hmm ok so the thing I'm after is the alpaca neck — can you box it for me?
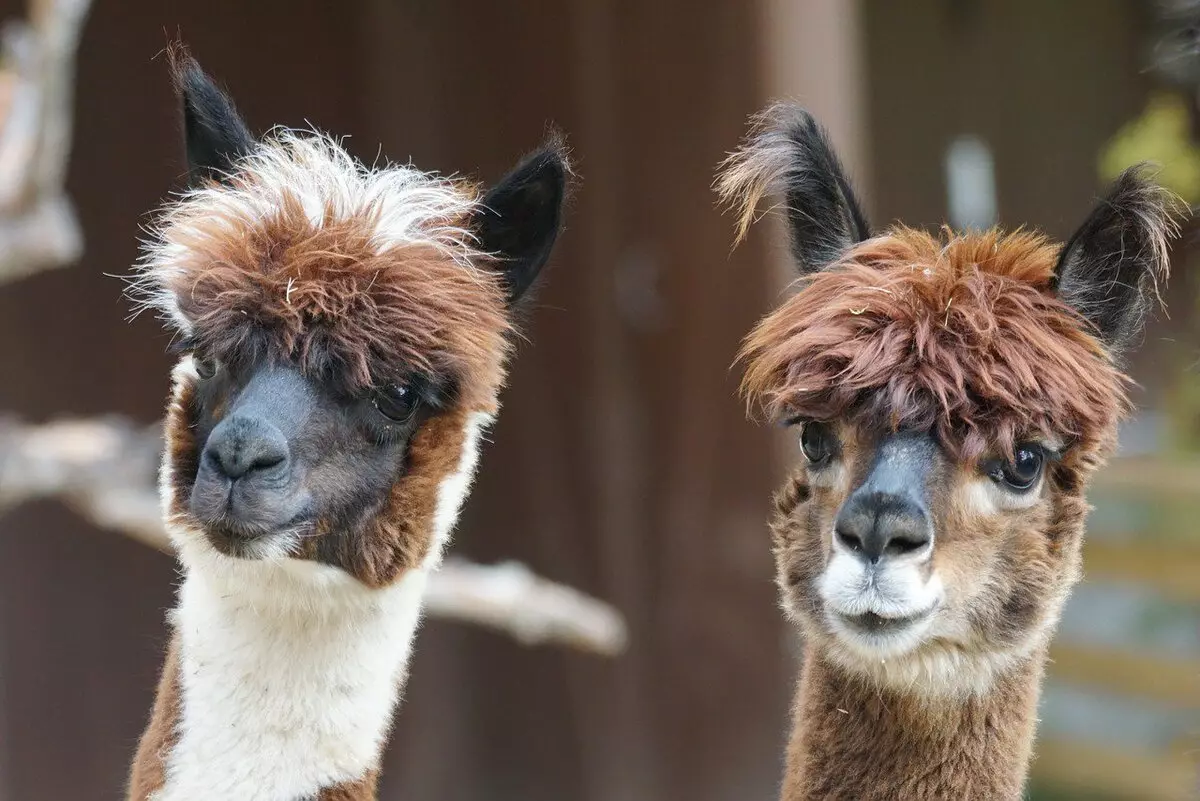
[129,410,491,801]
[782,645,1044,801]
[134,559,429,801]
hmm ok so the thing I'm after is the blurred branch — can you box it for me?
[425,558,627,656]
[0,416,629,657]
[0,0,89,286]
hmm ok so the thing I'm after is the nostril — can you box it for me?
[884,531,931,557]
[215,445,287,480]
[835,526,864,554]
[203,418,290,481]
[248,451,286,473]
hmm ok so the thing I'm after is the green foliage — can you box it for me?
[1100,92,1200,203]
[1163,357,1200,454]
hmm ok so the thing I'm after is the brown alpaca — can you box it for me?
[126,50,569,801]
[718,103,1183,800]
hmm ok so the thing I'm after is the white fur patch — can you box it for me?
[822,629,1026,699]
[815,526,1037,698]
[130,129,486,334]
[819,550,943,623]
[153,396,492,800]
[426,411,492,568]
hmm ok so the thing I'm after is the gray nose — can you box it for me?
[203,416,289,481]
[834,490,932,563]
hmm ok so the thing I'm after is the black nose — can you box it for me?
[203,416,290,481]
[834,491,932,563]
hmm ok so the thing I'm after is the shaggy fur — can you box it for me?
[1055,167,1181,354]
[782,650,1042,800]
[718,101,1184,801]
[127,51,569,801]
[739,228,1128,462]
[133,130,511,407]
[717,102,870,271]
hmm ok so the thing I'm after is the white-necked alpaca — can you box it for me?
[127,51,569,801]
[718,104,1182,800]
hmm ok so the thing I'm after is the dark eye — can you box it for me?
[989,444,1045,491]
[372,383,417,423]
[800,422,836,466]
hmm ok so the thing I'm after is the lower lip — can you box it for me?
[836,608,934,635]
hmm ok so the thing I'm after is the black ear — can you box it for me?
[474,135,570,303]
[717,103,870,274]
[167,46,255,186]
[1053,166,1184,355]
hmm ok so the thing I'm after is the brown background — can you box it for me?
[0,1,782,799]
[0,1,1190,800]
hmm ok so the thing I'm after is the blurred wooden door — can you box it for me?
[361,2,786,799]
[0,1,788,799]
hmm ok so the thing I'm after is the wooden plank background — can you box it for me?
[0,1,1196,799]
[0,1,784,799]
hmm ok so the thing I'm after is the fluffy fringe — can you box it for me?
[739,227,1130,462]
[129,129,512,403]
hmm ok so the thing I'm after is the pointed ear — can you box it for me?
[717,102,870,274]
[1053,166,1184,354]
[473,134,570,304]
[167,46,255,186]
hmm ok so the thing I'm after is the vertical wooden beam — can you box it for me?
[760,0,870,198]
[357,2,786,799]
[746,0,869,485]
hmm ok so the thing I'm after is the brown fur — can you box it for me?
[128,636,182,799]
[782,650,1042,800]
[739,228,1127,462]
[303,407,475,586]
[127,50,568,801]
[771,437,1093,660]
[317,774,380,800]
[768,411,1099,800]
[161,373,481,586]
[720,102,1180,801]
[158,199,510,406]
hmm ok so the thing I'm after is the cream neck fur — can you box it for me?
[152,410,491,801]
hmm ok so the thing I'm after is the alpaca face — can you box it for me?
[719,103,1182,695]
[175,358,444,562]
[770,419,1089,695]
[136,54,568,587]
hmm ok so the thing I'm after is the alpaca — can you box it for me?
[717,103,1182,800]
[126,51,568,801]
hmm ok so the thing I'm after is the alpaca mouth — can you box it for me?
[189,467,312,559]
[197,511,314,560]
[834,606,936,638]
[202,519,290,558]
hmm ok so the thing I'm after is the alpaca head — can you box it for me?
[133,52,568,589]
[719,103,1182,697]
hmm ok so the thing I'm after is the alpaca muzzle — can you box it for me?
[833,432,936,565]
[189,367,315,556]
[819,432,944,656]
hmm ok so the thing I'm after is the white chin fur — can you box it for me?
[814,549,1030,699]
[818,549,943,621]
[818,549,944,659]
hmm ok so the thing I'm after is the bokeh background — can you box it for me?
[0,1,1196,799]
